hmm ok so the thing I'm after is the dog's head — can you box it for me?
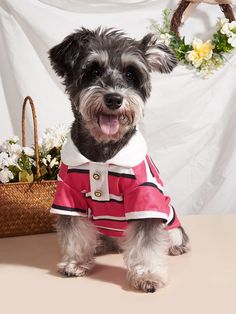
[49,27,177,143]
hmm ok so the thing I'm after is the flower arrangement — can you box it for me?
[0,125,68,184]
[150,9,236,77]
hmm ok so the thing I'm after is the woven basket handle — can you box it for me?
[21,96,40,178]
[170,0,235,37]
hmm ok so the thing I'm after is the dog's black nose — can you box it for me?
[104,93,123,110]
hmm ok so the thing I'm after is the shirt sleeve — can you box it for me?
[124,155,181,228]
[124,182,172,222]
[50,163,88,217]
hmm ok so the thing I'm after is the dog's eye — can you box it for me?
[124,66,138,84]
[125,71,135,81]
[91,67,101,78]
[88,63,103,79]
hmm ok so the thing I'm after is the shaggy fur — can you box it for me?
[49,28,177,160]
[49,27,189,293]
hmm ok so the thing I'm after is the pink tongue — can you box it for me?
[99,114,119,135]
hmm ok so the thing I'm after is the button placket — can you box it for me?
[89,163,109,201]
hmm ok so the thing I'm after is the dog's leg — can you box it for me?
[56,215,97,277]
[123,219,168,293]
[168,226,190,256]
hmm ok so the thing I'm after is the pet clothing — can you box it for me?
[50,131,181,237]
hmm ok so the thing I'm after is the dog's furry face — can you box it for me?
[49,28,177,143]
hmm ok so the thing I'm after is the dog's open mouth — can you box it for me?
[98,114,131,135]
[98,114,120,135]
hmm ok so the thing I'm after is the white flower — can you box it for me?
[0,152,18,168]
[0,140,22,156]
[42,158,47,166]
[216,17,229,30]
[23,147,35,157]
[39,124,68,153]
[0,140,9,153]
[221,23,231,36]
[159,33,172,46]
[7,154,19,166]
[228,35,236,48]
[0,152,9,168]
[220,22,236,37]
[9,143,22,155]
[46,154,52,162]
[0,167,14,184]
[0,136,20,152]
[49,158,59,168]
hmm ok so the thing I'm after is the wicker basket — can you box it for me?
[0,96,57,237]
[170,0,235,37]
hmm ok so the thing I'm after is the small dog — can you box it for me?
[49,27,190,293]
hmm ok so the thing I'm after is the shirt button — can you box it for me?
[94,190,102,198]
[93,172,100,180]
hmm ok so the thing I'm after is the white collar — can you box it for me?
[61,130,147,168]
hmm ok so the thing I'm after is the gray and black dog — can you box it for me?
[49,28,190,293]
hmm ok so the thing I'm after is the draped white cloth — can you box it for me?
[0,0,236,214]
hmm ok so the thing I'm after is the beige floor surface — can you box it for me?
[0,214,236,314]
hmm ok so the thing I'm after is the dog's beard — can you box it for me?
[76,87,144,143]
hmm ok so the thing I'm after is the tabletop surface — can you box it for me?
[0,214,236,314]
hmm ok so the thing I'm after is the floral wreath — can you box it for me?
[150,0,236,78]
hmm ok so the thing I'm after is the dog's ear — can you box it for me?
[139,33,177,73]
[48,28,92,78]
[48,33,80,77]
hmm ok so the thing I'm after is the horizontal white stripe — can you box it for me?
[95,225,125,232]
[92,215,127,221]
[109,193,123,201]
[108,165,135,176]
[68,164,89,171]
[50,208,87,217]
[125,211,168,221]
[85,192,123,202]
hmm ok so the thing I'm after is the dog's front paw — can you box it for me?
[57,260,94,277]
[168,227,190,256]
[128,270,167,293]
[169,243,190,256]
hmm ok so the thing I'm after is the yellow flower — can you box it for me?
[187,39,214,68]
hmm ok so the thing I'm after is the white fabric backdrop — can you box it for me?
[0,0,236,215]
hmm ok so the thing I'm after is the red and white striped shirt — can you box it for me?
[50,131,181,237]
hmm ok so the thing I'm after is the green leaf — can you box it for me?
[19,170,34,183]
[40,165,48,177]
[231,27,236,34]
[212,31,233,53]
